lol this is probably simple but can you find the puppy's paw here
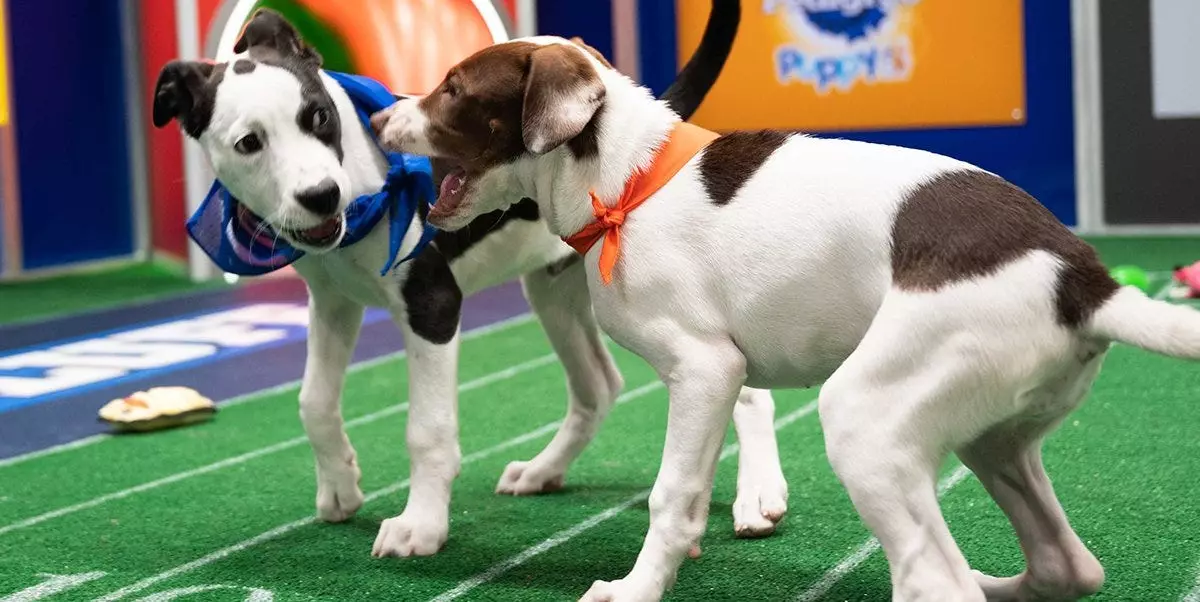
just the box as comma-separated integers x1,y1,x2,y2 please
315,458,363,523
579,579,658,602
733,470,788,538
496,460,565,495
371,512,448,558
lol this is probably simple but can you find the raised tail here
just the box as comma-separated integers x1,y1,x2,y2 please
660,0,741,120
1086,286,1200,359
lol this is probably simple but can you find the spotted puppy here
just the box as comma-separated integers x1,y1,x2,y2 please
373,34,1200,601
151,5,787,560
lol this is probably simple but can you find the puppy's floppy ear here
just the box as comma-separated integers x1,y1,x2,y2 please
152,60,216,135
233,8,321,64
521,44,605,155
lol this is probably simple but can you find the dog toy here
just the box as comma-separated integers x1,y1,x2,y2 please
98,387,217,432
1108,265,1150,292
1171,261,1200,299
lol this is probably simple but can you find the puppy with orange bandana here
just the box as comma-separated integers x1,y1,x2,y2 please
372,24,1200,602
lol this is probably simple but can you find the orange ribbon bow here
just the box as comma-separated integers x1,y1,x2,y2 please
562,122,719,285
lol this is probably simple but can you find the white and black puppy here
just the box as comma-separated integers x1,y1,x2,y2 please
373,33,1200,601
151,4,789,560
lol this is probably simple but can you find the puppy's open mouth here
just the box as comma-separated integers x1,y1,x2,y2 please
283,215,345,248
430,165,469,222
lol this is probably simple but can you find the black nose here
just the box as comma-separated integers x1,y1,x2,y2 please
295,178,340,216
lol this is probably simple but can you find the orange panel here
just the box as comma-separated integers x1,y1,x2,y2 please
677,0,1027,133
299,0,499,95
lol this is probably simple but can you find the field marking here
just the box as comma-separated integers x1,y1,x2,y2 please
793,464,974,602
90,380,666,602
1181,562,1200,602
0,351,557,537
0,313,534,470
429,395,822,602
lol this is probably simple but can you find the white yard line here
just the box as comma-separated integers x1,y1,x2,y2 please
0,352,557,537
794,464,975,602
429,395,823,602
91,380,666,602
0,312,533,469
1181,563,1200,602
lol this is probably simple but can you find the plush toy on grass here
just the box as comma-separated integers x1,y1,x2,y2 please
1171,261,1200,299
98,386,216,432
1108,265,1150,292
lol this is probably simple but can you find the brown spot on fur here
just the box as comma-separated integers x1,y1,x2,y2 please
232,59,256,74
415,41,605,171
569,36,614,69
417,42,539,174
698,130,791,205
890,169,1118,327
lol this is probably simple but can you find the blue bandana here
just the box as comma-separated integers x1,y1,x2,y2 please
185,70,438,277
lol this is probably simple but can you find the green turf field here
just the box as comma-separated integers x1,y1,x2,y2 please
2,278,1200,601
0,261,227,326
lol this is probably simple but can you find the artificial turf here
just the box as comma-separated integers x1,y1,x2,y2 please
2,238,1200,601
0,260,227,326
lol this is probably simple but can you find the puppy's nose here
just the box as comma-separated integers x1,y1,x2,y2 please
370,106,394,136
295,178,341,216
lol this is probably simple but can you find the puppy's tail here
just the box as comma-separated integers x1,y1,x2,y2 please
661,0,740,120
1086,285,1200,360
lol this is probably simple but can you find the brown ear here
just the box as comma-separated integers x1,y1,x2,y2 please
522,44,605,155
568,37,613,69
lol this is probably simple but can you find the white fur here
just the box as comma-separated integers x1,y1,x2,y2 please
193,53,789,558
383,35,1200,600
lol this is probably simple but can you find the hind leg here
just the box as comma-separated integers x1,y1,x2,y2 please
820,374,984,602
732,387,788,537
497,257,624,495
957,352,1108,601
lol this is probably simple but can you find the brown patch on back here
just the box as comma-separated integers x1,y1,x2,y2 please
890,169,1118,327
698,130,791,205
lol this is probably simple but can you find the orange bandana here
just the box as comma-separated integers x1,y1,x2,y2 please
562,122,719,285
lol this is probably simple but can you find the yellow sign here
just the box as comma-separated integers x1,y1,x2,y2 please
677,0,1027,132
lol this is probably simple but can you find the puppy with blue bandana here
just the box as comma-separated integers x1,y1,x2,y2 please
151,4,788,560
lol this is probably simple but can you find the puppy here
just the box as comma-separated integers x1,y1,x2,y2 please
373,34,1200,601
151,4,788,560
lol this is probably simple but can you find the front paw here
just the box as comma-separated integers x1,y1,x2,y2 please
371,512,448,557
315,459,363,523
579,579,660,602
496,460,565,495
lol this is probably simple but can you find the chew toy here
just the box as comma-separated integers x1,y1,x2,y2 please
98,387,217,432
1172,261,1200,299
1108,265,1150,292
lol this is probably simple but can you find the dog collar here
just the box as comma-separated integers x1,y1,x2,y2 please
185,70,438,277
562,121,719,285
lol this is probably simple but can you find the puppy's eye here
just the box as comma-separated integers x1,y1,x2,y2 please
234,133,263,154
311,108,330,130
443,81,458,97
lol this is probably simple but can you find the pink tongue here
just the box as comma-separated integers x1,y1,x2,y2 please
440,169,466,201
304,218,339,238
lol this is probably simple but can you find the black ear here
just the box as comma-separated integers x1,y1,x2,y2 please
233,8,321,64
152,60,217,135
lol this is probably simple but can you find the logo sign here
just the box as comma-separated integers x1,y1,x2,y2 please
768,0,920,94
0,304,312,410
676,0,1028,132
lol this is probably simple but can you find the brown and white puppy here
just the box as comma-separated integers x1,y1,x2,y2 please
372,31,1200,602
155,2,787,562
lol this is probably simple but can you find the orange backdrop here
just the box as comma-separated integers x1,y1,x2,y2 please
677,0,1027,133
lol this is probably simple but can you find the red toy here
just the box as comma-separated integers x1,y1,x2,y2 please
1171,261,1200,298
